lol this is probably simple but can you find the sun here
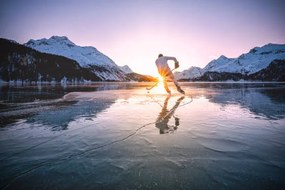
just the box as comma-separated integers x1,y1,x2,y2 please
158,76,164,82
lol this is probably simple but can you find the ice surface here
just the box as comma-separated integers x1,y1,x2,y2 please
0,82,284,190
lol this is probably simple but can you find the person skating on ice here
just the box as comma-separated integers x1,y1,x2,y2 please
155,54,185,95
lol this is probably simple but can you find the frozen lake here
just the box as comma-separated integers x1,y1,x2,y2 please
0,82,285,190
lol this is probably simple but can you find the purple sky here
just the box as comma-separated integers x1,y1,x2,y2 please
1,0,284,75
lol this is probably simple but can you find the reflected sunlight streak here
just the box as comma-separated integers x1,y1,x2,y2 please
150,81,168,94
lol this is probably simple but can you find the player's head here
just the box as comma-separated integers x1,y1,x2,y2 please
158,53,163,58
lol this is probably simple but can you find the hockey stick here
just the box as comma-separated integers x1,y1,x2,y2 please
146,81,159,91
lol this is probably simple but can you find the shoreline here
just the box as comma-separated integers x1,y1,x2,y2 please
1,80,285,87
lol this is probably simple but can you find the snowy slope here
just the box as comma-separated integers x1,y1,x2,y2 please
0,38,102,83
203,55,235,73
203,43,285,74
119,65,133,74
25,36,126,81
175,66,202,80
176,43,285,80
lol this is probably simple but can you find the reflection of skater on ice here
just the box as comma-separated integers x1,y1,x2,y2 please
155,95,185,134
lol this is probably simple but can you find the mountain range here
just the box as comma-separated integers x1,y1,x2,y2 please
175,43,285,81
25,36,127,81
0,38,101,83
0,36,284,83
0,36,157,83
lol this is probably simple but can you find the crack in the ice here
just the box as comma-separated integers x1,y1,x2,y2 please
1,95,193,190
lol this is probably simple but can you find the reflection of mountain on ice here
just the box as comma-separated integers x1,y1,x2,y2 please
2,84,284,130
0,93,117,129
63,86,285,124
209,87,285,119
28,99,115,130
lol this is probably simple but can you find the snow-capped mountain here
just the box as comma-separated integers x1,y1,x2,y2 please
25,36,126,81
175,66,202,80
203,55,234,73
203,43,285,74
119,65,133,74
176,43,285,80
0,38,102,83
